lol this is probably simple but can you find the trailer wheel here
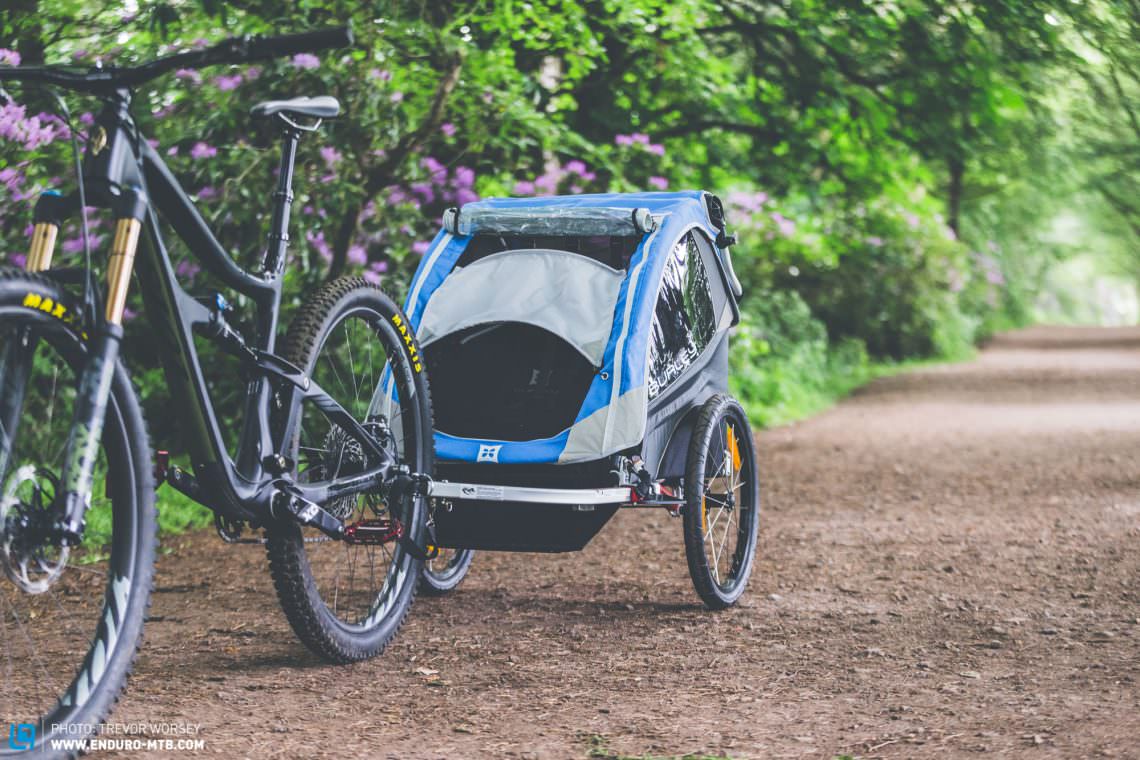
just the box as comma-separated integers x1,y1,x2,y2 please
419,546,474,595
682,394,759,609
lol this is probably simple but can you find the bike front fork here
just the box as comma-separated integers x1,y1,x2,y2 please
1,193,146,545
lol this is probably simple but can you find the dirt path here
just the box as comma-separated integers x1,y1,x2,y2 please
117,325,1140,758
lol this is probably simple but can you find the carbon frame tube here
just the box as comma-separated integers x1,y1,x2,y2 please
135,141,397,521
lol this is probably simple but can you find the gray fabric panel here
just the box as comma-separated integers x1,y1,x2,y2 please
417,249,625,366
558,385,648,463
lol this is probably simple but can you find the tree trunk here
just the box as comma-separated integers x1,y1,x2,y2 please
947,156,964,239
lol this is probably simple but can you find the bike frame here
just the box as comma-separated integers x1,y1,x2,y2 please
14,86,400,539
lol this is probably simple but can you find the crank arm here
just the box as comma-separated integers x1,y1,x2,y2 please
271,484,345,539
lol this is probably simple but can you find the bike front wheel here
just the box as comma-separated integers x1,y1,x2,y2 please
0,269,156,758
266,277,433,663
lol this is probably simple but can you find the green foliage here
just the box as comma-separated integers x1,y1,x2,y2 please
0,0,1135,452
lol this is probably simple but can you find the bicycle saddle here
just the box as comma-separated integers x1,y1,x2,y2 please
250,95,341,121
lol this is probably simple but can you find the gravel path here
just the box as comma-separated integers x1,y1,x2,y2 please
117,325,1140,758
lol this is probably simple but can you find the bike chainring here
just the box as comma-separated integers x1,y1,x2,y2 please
1,464,70,594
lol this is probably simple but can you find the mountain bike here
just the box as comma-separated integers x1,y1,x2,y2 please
0,27,436,755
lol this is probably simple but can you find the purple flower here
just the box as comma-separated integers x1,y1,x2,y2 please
564,160,588,176
420,156,446,179
152,104,176,120
371,260,389,273
8,253,26,268
648,176,668,190
482,90,494,104
412,240,431,256
390,91,404,103
535,170,562,194
245,66,262,81
362,268,383,285
347,244,367,266
454,166,475,188
455,188,479,205
904,212,920,229
369,68,392,82
0,49,21,67
167,145,179,156
213,73,243,91
0,167,23,193
569,184,583,194
62,234,105,254
320,146,342,167
631,133,650,145
306,230,332,261
78,112,95,126
189,142,217,160
440,122,457,137
0,102,28,133
410,182,435,204
196,186,218,201
614,134,634,146
174,68,202,84
291,54,320,70
176,259,201,278
647,143,665,156
866,236,884,247
770,212,795,237
0,104,58,149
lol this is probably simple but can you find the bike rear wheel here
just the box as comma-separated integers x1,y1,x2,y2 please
0,270,156,758
266,277,433,663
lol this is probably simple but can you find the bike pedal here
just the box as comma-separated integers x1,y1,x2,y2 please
343,517,403,546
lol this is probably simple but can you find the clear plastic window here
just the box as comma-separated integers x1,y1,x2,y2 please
647,232,716,399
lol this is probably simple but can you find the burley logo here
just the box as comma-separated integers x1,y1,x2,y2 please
8,723,36,752
476,444,502,463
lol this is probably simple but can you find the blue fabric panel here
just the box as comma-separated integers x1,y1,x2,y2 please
434,430,570,464
404,230,471,330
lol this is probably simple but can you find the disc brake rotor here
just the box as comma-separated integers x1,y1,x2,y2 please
1,464,70,594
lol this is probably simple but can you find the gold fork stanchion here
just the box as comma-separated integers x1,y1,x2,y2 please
104,218,142,325
25,222,59,273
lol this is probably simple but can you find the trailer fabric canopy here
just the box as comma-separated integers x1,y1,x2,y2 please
401,191,728,465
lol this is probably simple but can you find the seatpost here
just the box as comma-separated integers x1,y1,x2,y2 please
263,127,300,276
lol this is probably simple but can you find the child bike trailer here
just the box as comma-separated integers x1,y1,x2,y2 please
398,191,758,608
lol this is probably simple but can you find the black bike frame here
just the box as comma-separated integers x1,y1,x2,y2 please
32,87,398,535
